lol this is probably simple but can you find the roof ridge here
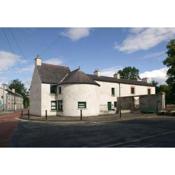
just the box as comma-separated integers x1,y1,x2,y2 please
58,68,100,86
42,63,70,69
88,74,154,87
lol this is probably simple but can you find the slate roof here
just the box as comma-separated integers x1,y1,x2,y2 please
37,63,70,84
36,63,154,87
88,74,154,87
59,68,100,86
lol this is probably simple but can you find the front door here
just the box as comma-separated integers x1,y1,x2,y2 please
107,102,112,111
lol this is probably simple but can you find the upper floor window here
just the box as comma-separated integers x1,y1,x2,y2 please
111,88,115,96
50,85,57,94
148,88,151,95
131,87,135,94
58,87,62,94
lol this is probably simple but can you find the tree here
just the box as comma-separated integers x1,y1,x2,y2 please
118,66,140,80
163,39,175,104
151,80,159,93
151,80,158,86
9,79,29,108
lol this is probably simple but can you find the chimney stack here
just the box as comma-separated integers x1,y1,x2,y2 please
113,72,120,79
142,77,148,83
94,69,100,76
35,55,42,66
12,88,15,93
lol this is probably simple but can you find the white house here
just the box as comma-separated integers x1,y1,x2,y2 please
30,56,155,117
0,84,23,111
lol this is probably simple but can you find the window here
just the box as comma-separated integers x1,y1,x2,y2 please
148,88,151,95
108,102,112,111
50,85,57,94
51,101,57,111
57,100,63,111
131,87,135,94
114,101,117,108
78,101,87,109
58,87,62,94
111,88,115,96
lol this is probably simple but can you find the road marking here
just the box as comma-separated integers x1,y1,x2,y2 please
106,130,175,147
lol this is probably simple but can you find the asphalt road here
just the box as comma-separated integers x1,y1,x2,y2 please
11,116,175,147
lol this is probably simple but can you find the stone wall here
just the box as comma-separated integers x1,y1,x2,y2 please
117,93,166,113
140,93,165,113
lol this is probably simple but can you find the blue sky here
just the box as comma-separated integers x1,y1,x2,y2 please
0,28,174,89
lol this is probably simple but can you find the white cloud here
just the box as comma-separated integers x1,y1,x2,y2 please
100,66,122,77
140,67,168,85
16,65,34,73
62,28,91,41
100,66,168,85
141,50,165,59
44,58,63,65
23,79,31,90
115,28,175,53
0,51,21,71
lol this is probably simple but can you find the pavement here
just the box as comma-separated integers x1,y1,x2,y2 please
10,113,175,147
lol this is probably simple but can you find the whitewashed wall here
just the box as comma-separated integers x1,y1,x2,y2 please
41,84,63,116
30,67,42,116
30,68,155,117
96,80,155,114
62,84,100,116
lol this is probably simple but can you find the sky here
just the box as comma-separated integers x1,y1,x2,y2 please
0,27,174,89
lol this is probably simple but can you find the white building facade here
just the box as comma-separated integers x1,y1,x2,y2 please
0,84,23,111
30,56,155,117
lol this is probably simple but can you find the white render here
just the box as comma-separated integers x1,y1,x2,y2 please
29,67,42,116
97,81,155,114
62,84,100,116
0,84,23,111
30,58,156,117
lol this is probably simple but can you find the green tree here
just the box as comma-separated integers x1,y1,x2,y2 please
163,39,175,104
151,80,158,86
9,79,29,108
151,80,159,93
118,66,140,80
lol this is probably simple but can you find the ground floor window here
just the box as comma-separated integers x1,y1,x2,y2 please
114,101,117,108
78,101,87,109
51,101,57,111
107,102,112,111
57,100,63,112
51,100,63,111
